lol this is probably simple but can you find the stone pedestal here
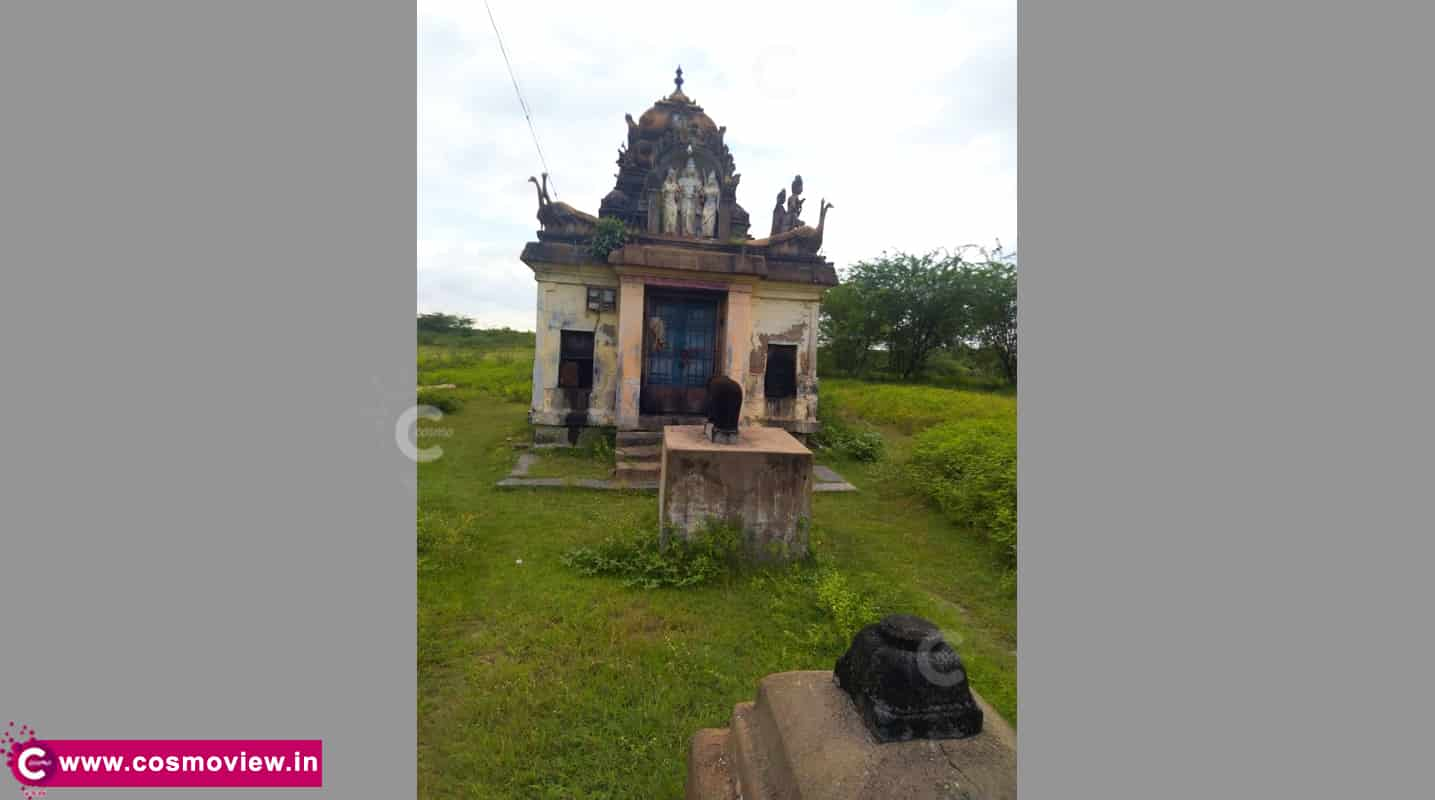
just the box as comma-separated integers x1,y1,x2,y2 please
686,671,1016,800
659,425,812,561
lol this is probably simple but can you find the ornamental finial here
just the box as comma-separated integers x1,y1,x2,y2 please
674,65,684,92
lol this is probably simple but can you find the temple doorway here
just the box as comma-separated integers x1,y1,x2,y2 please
640,289,724,416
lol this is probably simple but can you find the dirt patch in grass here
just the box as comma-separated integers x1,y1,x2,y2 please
608,602,683,645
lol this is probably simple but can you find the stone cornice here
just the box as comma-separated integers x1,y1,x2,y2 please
522,239,838,287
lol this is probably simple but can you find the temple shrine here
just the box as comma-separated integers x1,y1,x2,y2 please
521,68,838,437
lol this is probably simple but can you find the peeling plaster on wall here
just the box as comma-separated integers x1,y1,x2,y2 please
529,270,621,426
530,283,549,414
749,318,808,374
743,296,820,424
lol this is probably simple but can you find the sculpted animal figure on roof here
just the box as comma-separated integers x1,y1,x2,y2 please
527,173,599,236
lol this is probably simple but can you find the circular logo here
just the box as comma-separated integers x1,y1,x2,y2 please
11,741,57,786
397,404,445,463
914,631,969,688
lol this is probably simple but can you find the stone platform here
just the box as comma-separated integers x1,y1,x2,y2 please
687,671,1016,800
495,433,855,493
659,425,813,560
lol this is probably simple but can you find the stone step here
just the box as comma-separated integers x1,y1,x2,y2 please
750,674,803,798
616,430,663,447
638,414,705,430
613,462,661,483
684,728,736,800
691,670,1017,800
616,445,661,463
725,702,770,800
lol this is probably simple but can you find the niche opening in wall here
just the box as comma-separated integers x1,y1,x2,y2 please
559,330,594,389
764,344,798,399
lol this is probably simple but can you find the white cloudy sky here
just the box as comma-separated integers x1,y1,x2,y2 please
418,0,1015,331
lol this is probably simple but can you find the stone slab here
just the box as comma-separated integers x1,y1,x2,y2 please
616,430,663,446
726,701,774,800
616,445,661,461
752,671,1015,800
510,452,537,476
495,477,657,492
814,482,857,493
663,424,811,455
659,425,813,560
498,445,847,497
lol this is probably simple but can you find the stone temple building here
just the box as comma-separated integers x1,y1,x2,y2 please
520,68,838,439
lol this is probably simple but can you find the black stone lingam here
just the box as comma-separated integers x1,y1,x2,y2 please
834,613,984,742
705,375,743,444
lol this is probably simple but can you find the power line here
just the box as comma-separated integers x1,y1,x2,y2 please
483,0,557,199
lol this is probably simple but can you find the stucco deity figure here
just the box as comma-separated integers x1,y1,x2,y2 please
785,174,806,230
701,171,720,237
770,188,788,236
661,168,679,234
677,157,702,236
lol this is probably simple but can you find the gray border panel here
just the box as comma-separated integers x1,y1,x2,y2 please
0,3,415,797
1022,0,1434,795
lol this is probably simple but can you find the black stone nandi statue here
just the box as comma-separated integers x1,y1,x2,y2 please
705,374,743,445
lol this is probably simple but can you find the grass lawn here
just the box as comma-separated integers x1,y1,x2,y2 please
418,343,1016,799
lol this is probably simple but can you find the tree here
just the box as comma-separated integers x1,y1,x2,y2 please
818,282,887,376
845,251,973,380
416,312,474,334
969,258,1017,385
819,247,1017,384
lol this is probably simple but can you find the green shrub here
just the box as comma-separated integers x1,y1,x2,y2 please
588,217,630,260
841,430,885,462
417,389,463,414
907,417,1017,563
758,563,884,651
920,348,1012,392
560,519,745,589
814,568,880,642
589,430,614,461
809,417,885,462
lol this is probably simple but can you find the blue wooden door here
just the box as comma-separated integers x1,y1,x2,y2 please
642,295,719,415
